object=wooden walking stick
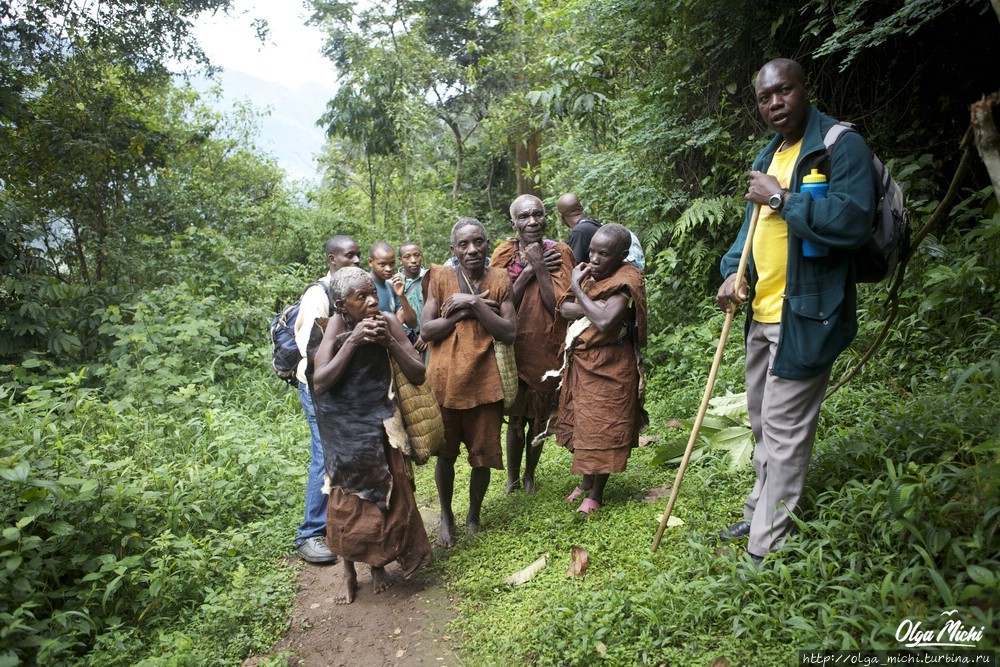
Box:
[651,204,761,552]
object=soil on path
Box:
[246,509,462,667]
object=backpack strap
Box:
[827,121,892,196]
[452,262,473,294]
[822,121,855,150]
[402,271,426,297]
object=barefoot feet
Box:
[504,477,521,495]
[371,565,393,594]
[466,512,481,537]
[522,474,536,494]
[436,514,457,548]
[336,562,358,605]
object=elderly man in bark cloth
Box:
[553,223,647,515]
[307,267,433,604]
[715,58,875,565]
[421,218,517,547]
[490,194,575,495]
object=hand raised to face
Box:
[522,242,544,265]
[390,273,406,296]
[571,262,592,286]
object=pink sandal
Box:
[577,498,602,515]
[565,486,585,503]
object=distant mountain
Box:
[191,69,336,183]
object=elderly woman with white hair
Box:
[307,266,432,604]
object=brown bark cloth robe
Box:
[307,322,432,575]
[424,264,512,468]
[552,264,647,474]
[490,239,575,426]
[425,264,512,410]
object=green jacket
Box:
[720,107,876,379]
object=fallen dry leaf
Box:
[566,546,589,579]
[504,554,547,585]
[654,514,685,527]
[666,418,684,429]
[638,435,661,447]
[638,486,672,503]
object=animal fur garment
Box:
[307,322,395,511]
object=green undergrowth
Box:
[0,368,307,666]
[426,365,999,665]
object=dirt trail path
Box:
[246,508,463,667]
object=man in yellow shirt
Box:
[716,59,876,564]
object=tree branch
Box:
[825,126,976,398]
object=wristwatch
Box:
[768,189,789,211]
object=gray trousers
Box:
[743,320,831,556]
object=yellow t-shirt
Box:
[751,140,801,323]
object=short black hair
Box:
[368,241,394,258]
[325,235,355,256]
[450,217,487,245]
[596,223,631,256]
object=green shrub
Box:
[0,367,304,665]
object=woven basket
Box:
[389,358,444,464]
[493,339,518,410]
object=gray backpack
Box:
[823,122,911,283]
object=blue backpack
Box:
[269,282,326,386]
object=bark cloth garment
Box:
[425,264,512,410]
[490,238,574,426]
[306,321,432,574]
[552,264,647,475]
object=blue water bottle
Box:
[800,169,829,258]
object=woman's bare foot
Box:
[336,561,358,605]
[522,474,536,494]
[436,514,456,548]
[466,512,481,536]
[371,565,393,594]
[504,477,521,495]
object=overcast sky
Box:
[193,0,337,88]
[191,1,338,181]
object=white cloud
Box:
[194,0,337,88]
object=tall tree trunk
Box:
[515,130,542,197]
[446,118,463,201]
[971,92,1000,207]
[367,153,377,229]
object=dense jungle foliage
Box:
[2,0,998,664]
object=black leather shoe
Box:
[718,520,751,542]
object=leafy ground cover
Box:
[3,297,998,665]
[424,365,998,665]
[0,369,305,665]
